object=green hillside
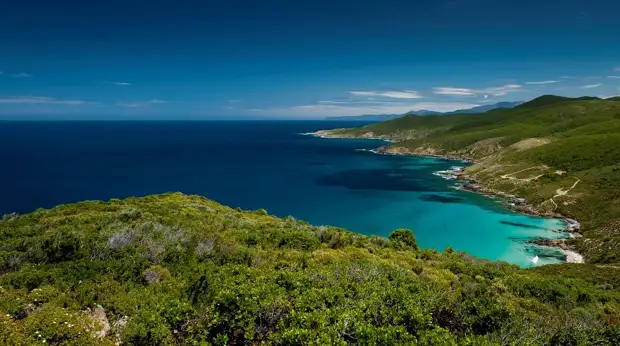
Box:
[318,97,620,264]
[1,193,619,345]
[516,95,576,108]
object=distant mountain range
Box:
[326,101,524,121]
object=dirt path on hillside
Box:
[554,178,581,198]
[500,166,548,182]
[498,167,581,212]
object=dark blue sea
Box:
[0,121,567,266]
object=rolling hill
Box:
[316,96,620,264]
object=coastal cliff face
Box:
[377,145,437,156]
[1,193,619,345]
[315,97,620,265]
[375,145,471,161]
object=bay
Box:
[0,121,568,266]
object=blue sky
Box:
[1,0,620,119]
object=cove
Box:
[0,121,569,267]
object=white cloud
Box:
[608,76,620,79]
[483,84,522,96]
[117,99,166,107]
[318,100,413,106]
[433,84,522,97]
[253,101,480,117]
[348,91,375,97]
[525,80,559,85]
[380,90,424,99]
[581,83,602,89]
[11,73,32,78]
[261,83,522,118]
[433,87,476,96]
[319,100,359,105]
[0,96,90,105]
[349,90,423,99]
[106,81,131,86]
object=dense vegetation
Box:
[325,96,620,264]
[1,193,619,345]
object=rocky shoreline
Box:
[525,238,584,264]
[455,181,584,263]
[374,145,473,163]
[308,129,585,264]
[303,130,393,142]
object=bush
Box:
[254,208,268,216]
[389,229,419,250]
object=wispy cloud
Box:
[253,100,480,117]
[106,81,131,86]
[117,99,166,107]
[615,67,620,72]
[318,100,387,105]
[581,83,602,89]
[608,76,620,79]
[348,90,423,99]
[481,84,522,96]
[223,99,244,110]
[433,84,522,97]
[433,87,475,96]
[525,80,559,85]
[0,96,92,105]
[11,73,32,78]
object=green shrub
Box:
[389,228,419,250]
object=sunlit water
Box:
[0,121,570,267]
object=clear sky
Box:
[1,0,620,119]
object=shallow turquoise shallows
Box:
[0,121,569,267]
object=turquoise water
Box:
[300,139,568,267]
[0,121,569,267]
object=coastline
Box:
[301,130,393,143]
[437,171,584,264]
[307,130,585,264]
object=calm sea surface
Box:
[0,121,568,266]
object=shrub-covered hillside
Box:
[318,96,620,264]
[1,193,620,345]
